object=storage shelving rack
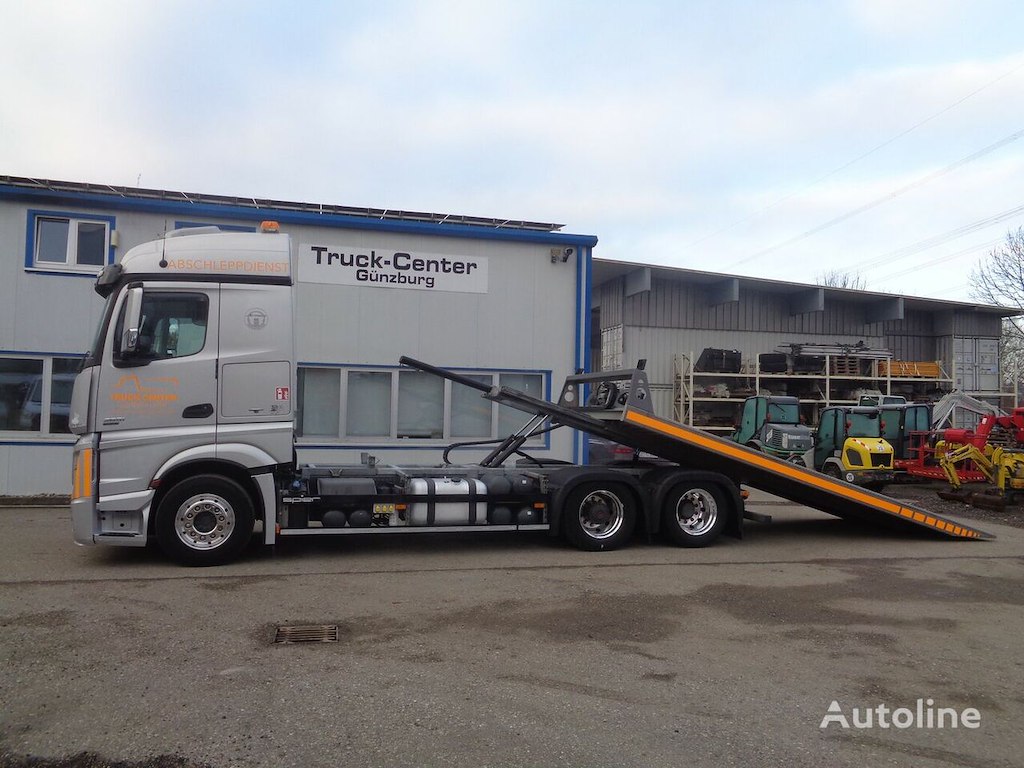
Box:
[673,345,954,433]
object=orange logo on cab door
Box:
[110,374,180,410]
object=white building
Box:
[0,177,596,495]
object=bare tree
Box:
[817,270,867,290]
[970,227,1024,332]
[970,227,1024,391]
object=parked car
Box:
[588,437,639,464]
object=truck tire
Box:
[661,482,727,548]
[155,474,255,566]
[562,482,636,551]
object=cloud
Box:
[2,0,1023,304]
[846,0,968,38]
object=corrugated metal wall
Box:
[934,311,1003,337]
[596,279,623,328]
[620,280,891,336]
[884,309,936,361]
[598,274,1010,409]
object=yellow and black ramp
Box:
[618,408,992,540]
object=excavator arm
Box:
[938,443,994,490]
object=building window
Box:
[397,371,444,438]
[451,374,492,437]
[297,368,340,437]
[49,359,80,433]
[346,371,391,437]
[0,356,82,434]
[296,366,547,444]
[27,210,115,273]
[498,372,544,436]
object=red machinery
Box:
[941,409,1024,448]
[897,408,1024,482]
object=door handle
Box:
[182,403,214,419]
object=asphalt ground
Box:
[1,496,1022,768]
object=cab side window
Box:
[114,293,209,362]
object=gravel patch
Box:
[886,480,1024,530]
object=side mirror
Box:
[121,287,143,354]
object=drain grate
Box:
[274,624,340,644]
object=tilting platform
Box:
[616,409,991,540]
[400,357,993,541]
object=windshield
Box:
[767,402,799,424]
[847,412,881,437]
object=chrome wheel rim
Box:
[174,493,235,551]
[578,490,624,540]
[674,489,718,537]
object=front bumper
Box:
[845,469,895,486]
[71,436,153,547]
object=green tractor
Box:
[732,395,814,465]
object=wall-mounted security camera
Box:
[551,247,575,263]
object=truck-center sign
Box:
[298,242,488,294]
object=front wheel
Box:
[155,474,255,566]
[822,461,844,480]
[661,483,728,548]
[562,483,636,551]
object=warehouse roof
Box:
[592,258,1022,317]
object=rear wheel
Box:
[661,483,728,548]
[562,483,636,551]
[822,461,843,480]
[155,474,254,566]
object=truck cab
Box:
[732,395,813,465]
[813,405,895,488]
[70,224,294,560]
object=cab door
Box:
[93,284,220,499]
[814,408,837,469]
[215,282,294,465]
[736,397,764,444]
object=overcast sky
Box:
[3,0,1024,302]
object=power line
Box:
[680,57,1024,254]
[726,127,1024,269]
[858,201,1024,273]
[869,235,1003,285]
